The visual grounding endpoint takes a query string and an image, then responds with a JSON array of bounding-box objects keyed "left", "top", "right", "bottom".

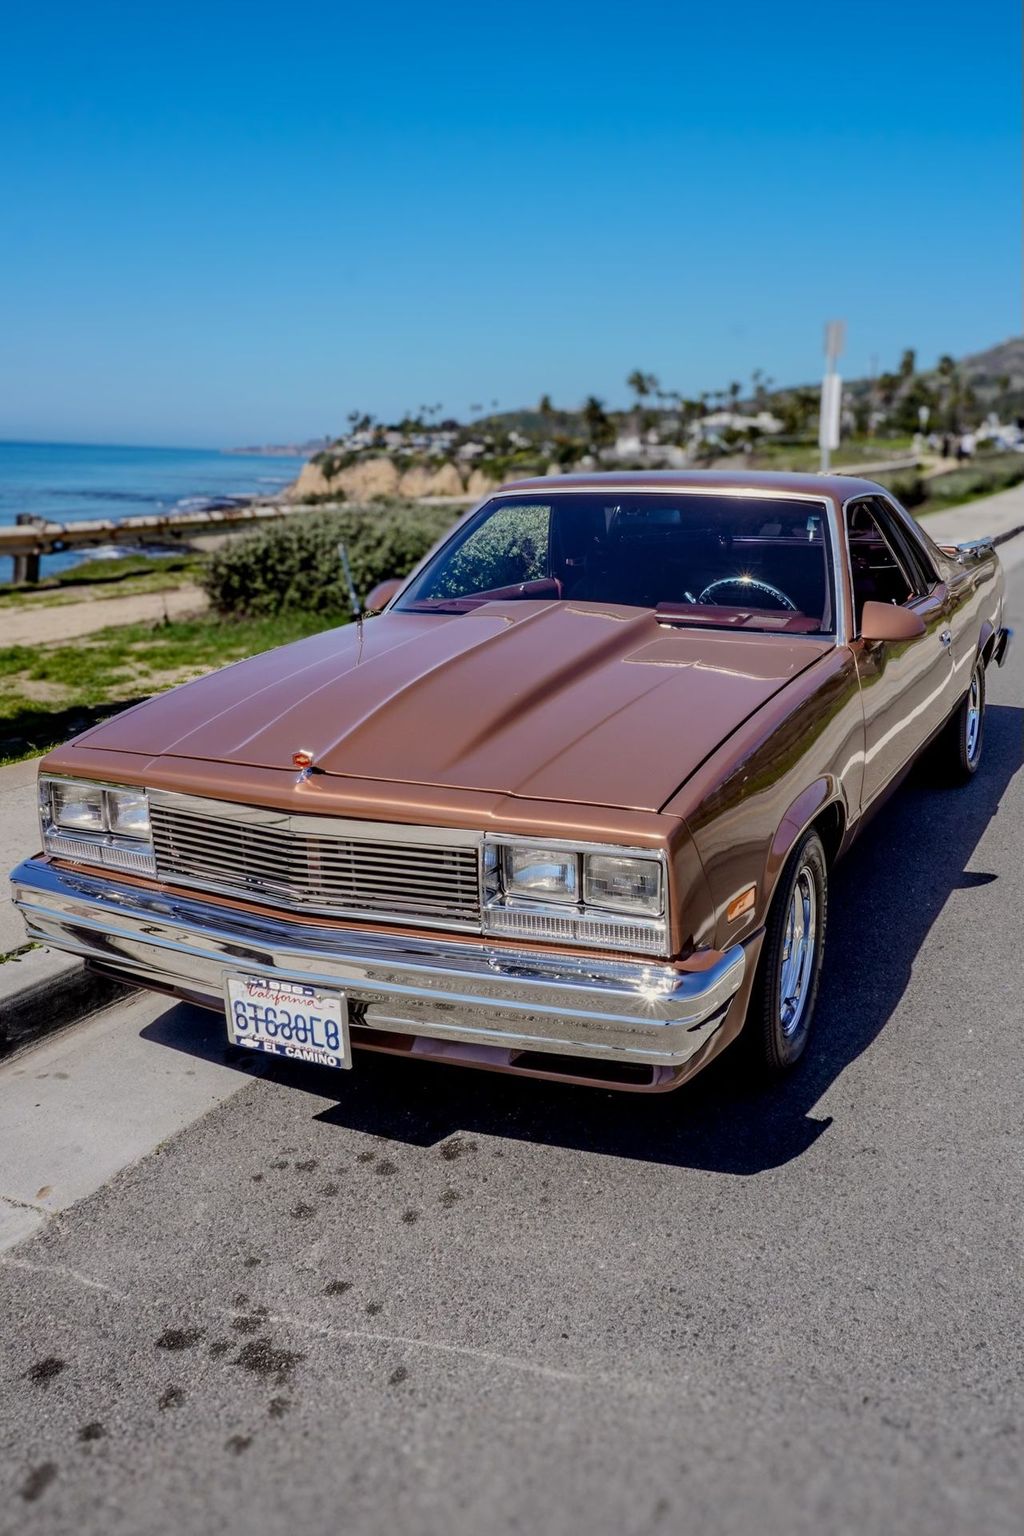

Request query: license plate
[{"left": 225, "top": 972, "right": 351, "bottom": 1070}]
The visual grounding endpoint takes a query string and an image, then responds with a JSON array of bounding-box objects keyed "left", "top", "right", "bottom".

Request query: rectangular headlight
[
  {"left": 504, "top": 845, "right": 579, "bottom": 903},
  {"left": 584, "top": 853, "right": 663, "bottom": 916},
  {"left": 105, "top": 787, "right": 151, "bottom": 840},
  {"left": 52, "top": 781, "right": 105, "bottom": 832}
]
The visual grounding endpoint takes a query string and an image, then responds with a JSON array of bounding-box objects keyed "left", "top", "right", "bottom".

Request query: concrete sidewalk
[
  {"left": 917, "top": 479, "right": 1024, "bottom": 549},
  {"left": 0, "top": 757, "right": 40, "bottom": 954}
]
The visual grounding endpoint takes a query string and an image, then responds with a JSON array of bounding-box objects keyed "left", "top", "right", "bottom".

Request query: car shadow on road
[{"left": 143, "top": 703, "right": 1023, "bottom": 1175}]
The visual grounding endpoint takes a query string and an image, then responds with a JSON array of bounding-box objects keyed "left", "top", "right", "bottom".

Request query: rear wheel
[
  {"left": 746, "top": 830, "right": 828, "bottom": 1073},
  {"left": 957, "top": 657, "right": 988, "bottom": 780},
  {"left": 935, "top": 657, "right": 985, "bottom": 783}
]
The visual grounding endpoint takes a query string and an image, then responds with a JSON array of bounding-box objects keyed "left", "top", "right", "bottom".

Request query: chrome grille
[{"left": 150, "top": 796, "right": 481, "bottom": 930}]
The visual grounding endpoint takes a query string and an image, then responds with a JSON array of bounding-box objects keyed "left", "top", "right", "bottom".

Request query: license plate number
[{"left": 225, "top": 972, "right": 351, "bottom": 1070}]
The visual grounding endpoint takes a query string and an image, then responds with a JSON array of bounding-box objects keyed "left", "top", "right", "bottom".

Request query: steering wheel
[{"left": 697, "top": 576, "right": 798, "bottom": 611}]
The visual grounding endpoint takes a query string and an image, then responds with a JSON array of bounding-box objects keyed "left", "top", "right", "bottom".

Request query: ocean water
[{"left": 0, "top": 440, "right": 307, "bottom": 583}]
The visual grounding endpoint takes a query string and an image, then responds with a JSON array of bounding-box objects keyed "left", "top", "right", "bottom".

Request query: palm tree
[
  {"left": 751, "top": 369, "right": 775, "bottom": 411},
  {"left": 627, "top": 370, "right": 658, "bottom": 410},
  {"left": 936, "top": 356, "right": 961, "bottom": 432},
  {"left": 582, "top": 395, "right": 610, "bottom": 447}
]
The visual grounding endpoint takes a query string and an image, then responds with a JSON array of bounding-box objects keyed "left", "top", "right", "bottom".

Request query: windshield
[{"left": 397, "top": 492, "right": 835, "bottom": 634}]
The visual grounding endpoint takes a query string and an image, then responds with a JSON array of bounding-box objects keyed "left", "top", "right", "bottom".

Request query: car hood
[{"left": 80, "top": 601, "right": 831, "bottom": 812}]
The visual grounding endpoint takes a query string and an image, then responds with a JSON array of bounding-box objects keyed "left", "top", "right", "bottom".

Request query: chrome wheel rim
[
  {"left": 965, "top": 670, "right": 982, "bottom": 764},
  {"left": 779, "top": 867, "right": 817, "bottom": 1037}
]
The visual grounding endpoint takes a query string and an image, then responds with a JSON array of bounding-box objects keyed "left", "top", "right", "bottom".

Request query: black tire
[
  {"left": 934, "top": 658, "right": 985, "bottom": 783},
  {"left": 746, "top": 829, "right": 828, "bottom": 1073}
]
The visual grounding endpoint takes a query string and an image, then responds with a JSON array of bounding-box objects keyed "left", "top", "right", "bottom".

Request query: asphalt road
[{"left": 2, "top": 567, "right": 1023, "bottom": 1536}]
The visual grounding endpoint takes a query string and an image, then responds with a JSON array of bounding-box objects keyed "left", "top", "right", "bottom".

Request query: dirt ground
[{"left": 0, "top": 584, "right": 209, "bottom": 646}]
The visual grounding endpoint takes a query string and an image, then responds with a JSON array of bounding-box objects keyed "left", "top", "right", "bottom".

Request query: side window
[
  {"left": 424, "top": 504, "right": 550, "bottom": 598},
  {"left": 846, "top": 498, "right": 917, "bottom": 626},
  {"left": 876, "top": 497, "right": 938, "bottom": 593}
]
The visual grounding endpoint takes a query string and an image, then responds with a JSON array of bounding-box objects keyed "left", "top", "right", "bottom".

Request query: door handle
[{"left": 939, "top": 629, "right": 952, "bottom": 648}]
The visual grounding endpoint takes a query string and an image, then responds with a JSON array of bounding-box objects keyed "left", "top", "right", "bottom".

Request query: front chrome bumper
[{"left": 10, "top": 857, "right": 747, "bottom": 1069}]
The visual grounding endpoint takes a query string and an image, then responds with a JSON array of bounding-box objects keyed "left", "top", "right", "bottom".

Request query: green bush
[
  {"left": 877, "top": 471, "right": 927, "bottom": 508},
  {"left": 923, "top": 455, "right": 1024, "bottom": 507},
  {"left": 427, "top": 505, "right": 548, "bottom": 597},
  {"left": 201, "top": 502, "right": 461, "bottom": 617}
]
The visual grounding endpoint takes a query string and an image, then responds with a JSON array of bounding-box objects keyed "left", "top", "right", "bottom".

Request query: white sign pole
[{"left": 819, "top": 320, "right": 846, "bottom": 472}]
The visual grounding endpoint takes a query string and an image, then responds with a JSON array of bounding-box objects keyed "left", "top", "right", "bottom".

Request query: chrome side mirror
[{"left": 365, "top": 577, "right": 402, "bottom": 613}]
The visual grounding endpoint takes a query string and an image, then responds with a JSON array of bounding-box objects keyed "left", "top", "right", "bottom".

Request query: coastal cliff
[{"left": 288, "top": 457, "right": 497, "bottom": 502}]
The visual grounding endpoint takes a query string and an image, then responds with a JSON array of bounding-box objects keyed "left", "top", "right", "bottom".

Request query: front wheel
[{"left": 746, "top": 830, "right": 828, "bottom": 1073}]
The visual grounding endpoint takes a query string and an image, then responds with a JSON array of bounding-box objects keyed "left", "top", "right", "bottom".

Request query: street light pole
[{"left": 819, "top": 320, "right": 845, "bottom": 473}]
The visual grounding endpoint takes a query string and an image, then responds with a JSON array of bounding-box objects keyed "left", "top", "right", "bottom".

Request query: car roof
[{"left": 495, "top": 469, "right": 886, "bottom": 503}]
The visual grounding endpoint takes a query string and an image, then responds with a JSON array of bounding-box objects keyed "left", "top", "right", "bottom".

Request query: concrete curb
[{"left": 0, "top": 946, "right": 133, "bottom": 1061}]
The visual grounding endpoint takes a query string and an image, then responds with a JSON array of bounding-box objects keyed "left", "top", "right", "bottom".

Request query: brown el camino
[{"left": 10, "top": 471, "right": 1011, "bottom": 1091}]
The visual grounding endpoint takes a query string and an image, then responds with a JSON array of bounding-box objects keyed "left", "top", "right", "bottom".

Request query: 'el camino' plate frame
[{"left": 225, "top": 970, "right": 352, "bottom": 1070}]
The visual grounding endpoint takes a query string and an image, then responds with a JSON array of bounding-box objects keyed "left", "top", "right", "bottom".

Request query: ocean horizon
[{"left": 0, "top": 439, "right": 308, "bottom": 582}]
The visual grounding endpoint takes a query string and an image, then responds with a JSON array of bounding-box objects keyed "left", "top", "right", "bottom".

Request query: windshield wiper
[{"left": 400, "top": 599, "right": 479, "bottom": 615}]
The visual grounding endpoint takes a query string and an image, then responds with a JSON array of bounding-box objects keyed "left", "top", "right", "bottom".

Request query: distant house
[
  {"left": 612, "top": 431, "right": 644, "bottom": 459},
  {"left": 609, "top": 432, "right": 688, "bottom": 468},
  {"left": 691, "top": 410, "right": 783, "bottom": 440}
]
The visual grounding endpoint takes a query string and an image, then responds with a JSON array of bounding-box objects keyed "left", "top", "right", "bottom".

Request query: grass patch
[
  {"left": 749, "top": 436, "right": 916, "bottom": 472},
  {"left": 0, "top": 553, "right": 204, "bottom": 609},
  {"left": 876, "top": 452, "right": 1024, "bottom": 517},
  {"left": 50, "top": 552, "right": 200, "bottom": 586},
  {"left": 0, "top": 608, "right": 345, "bottom": 764},
  {"left": 0, "top": 942, "right": 41, "bottom": 965}
]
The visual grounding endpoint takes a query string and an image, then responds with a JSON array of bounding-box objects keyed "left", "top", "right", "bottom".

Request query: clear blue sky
[{"left": 1, "top": 0, "right": 1020, "bottom": 447}]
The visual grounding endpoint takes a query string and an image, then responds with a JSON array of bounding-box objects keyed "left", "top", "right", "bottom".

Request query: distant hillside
[
  {"left": 960, "top": 335, "right": 1024, "bottom": 385},
  {"left": 958, "top": 336, "right": 1024, "bottom": 412},
  {"left": 470, "top": 338, "right": 1024, "bottom": 433}
]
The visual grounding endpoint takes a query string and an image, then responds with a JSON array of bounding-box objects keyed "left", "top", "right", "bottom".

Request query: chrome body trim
[
  {"left": 10, "top": 858, "right": 747, "bottom": 1067},
  {"left": 953, "top": 536, "right": 995, "bottom": 564},
  {"left": 481, "top": 834, "right": 670, "bottom": 954}
]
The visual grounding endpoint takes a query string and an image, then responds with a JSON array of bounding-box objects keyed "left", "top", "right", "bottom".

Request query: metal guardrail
[{"left": 0, "top": 500, "right": 323, "bottom": 583}]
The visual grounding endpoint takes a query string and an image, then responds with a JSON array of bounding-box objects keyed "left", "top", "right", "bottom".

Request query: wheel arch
[{"left": 762, "top": 779, "right": 847, "bottom": 918}]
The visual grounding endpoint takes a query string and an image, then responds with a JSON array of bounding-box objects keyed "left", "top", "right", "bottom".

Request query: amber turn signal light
[{"left": 726, "top": 885, "right": 756, "bottom": 922}]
